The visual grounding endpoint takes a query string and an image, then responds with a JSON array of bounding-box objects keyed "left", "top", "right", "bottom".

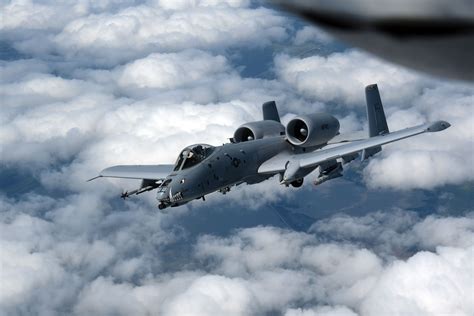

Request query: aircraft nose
[
  {"left": 156, "top": 188, "right": 168, "bottom": 201},
  {"left": 175, "top": 176, "right": 205, "bottom": 201},
  {"left": 168, "top": 177, "right": 192, "bottom": 203},
  {"left": 155, "top": 178, "right": 185, "bottom": 203},
  {"left": 168, "top": 185, "right": 183, "bottom": 203}
]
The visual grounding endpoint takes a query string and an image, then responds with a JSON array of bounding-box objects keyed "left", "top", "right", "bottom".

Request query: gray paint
[
  {"left": 262, "top": 101, "right": 281, "bottom": 122},
  {"left": 286, "top": 112, "right": 340, "bottom": 147},
  {"left": 91, "top": 84, "right": 450, "bottom": 209}
]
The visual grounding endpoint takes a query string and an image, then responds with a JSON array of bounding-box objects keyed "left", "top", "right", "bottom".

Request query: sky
[{"left": 0, "top": 0, "right": 473, "bottom": 315}]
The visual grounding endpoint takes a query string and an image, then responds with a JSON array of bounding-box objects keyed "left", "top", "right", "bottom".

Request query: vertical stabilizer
[
  {"left": 365, "top": 84, "right": 389, "bottom": 137},
  {"left": 363, "top": 84, "right": 389, "bottom": 160},
  {"left": 262, "top": 101, "right": 281, "bottom": 122}
]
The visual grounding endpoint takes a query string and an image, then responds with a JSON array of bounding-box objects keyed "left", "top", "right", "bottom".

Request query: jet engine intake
[
  {"left": 233, "top": 120, "right": 285, "bottom": 143},
  {"left": 286, "top": 113, "right": 340, "bottom": 147}
]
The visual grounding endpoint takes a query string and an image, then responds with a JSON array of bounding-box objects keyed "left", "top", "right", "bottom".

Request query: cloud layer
[
  {"left": 2, "top": 0, "right": 288, "bottom": 67},
  {"left": 2, "top": 200, "right": 472, "bottom": 315},
  {"left": 1, "top": 0, "right": 473, "bottom": 315}
]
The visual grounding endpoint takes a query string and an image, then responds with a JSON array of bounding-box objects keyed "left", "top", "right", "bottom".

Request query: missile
[
  {"left": 313, "top": 172, "right": 343, "bottom": 186},
  {"left": 314, "top": 162, "right": 343, "bottom": 186}
]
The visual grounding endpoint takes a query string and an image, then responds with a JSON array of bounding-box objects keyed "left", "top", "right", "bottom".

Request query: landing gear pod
[{"left": 290, "top": 178, "right": 304, "bottom": 188}]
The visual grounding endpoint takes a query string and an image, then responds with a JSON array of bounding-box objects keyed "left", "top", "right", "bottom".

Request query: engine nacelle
[
  {"left": 286, "top": 113, "right": 340, "bottom": 147},
  {"left": 233, "top": 120, "right": 285, "bottom": 143}
]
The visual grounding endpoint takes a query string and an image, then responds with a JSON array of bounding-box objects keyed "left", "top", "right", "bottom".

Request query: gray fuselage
[{"left": 157, "top": 136, "right": 289, "bottom": 206}]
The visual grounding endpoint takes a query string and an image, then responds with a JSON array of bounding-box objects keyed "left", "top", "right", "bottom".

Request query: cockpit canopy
[{"left": 173, "top": 144, "right": 215, "bottom": 171}]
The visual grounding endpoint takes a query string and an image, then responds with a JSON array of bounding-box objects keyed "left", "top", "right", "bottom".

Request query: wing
[
  {"left": 258, "top": 121, "right": 450, "bottom": 174},
  {"left": 328, "top": 131, "right": 366, "bottom": 144},
  {"left": 88, "top": 164, "right": 174, "bottom": 181}
]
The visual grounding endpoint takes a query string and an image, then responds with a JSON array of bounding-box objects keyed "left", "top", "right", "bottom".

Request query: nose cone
[{"left": 156, "top": 188, "right": 169, "bottom": 201}]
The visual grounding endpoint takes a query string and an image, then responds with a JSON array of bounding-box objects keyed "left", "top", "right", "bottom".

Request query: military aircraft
[{"left": 89, "top": 84, "right": 450, "bottom": 210}]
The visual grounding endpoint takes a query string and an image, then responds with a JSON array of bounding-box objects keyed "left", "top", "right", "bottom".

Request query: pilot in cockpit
[{"left": 173, "top": 144, "right": 215, "bottom": 171}]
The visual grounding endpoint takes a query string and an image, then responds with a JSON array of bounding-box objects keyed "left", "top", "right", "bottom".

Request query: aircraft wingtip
[
  {"left": 86, "top": 176, "right": 102, "bottom": 182},
  {"left": 427, "top": 121, "right": 451, "bottom": 132}
]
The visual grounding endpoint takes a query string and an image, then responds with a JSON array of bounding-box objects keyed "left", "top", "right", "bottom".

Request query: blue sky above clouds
[{"left": 1, "top": 0, "right": 473, "bottom": 315}]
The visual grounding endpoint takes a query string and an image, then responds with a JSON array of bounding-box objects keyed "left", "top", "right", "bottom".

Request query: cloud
[
  {"left": 285, "top": 306, "right": 358, "bottom": 316},
  {"left": 413, "top": 215, "right": 474, "bottom": 249},
  {"left": 2, "top": 0, "right": 288, "bottom": 66},
  {"left": 73, "top": 277, "right": 151, "bottom": 316},
  {"left": 293, "top": 26, "right": 333, "bottom": 46},
  {"left": 364, "top": 150, "right": 470, "bottom": 189},
  {"left": 116, "top": 50, "right": 229, "bottom": 91},
  {"left": 0, "top": 189, "right": 186, "bottom": 315},
  {"left": 190, "top": 212, "right": 473, "bottom": 315},
  {"left": 55, "top": 3, "right": 287, "bottom": 58},
  {"left": 1, "top": 183, "right": 473, "bottom": 315},
  {"left": 274, "top": 50, "right": 423, "bottom": 107},
  {"left": 360, "top": 246, "right": 474, "bottom": 316},
  {"left": 311, "top": 210, "right": 474, "bottom": 254},
  {"left": 67, "top": 212, "right": 473, "bottom": 316},
  {"left": 162, "top": 275, "right": 257, "bottom": 316}
]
